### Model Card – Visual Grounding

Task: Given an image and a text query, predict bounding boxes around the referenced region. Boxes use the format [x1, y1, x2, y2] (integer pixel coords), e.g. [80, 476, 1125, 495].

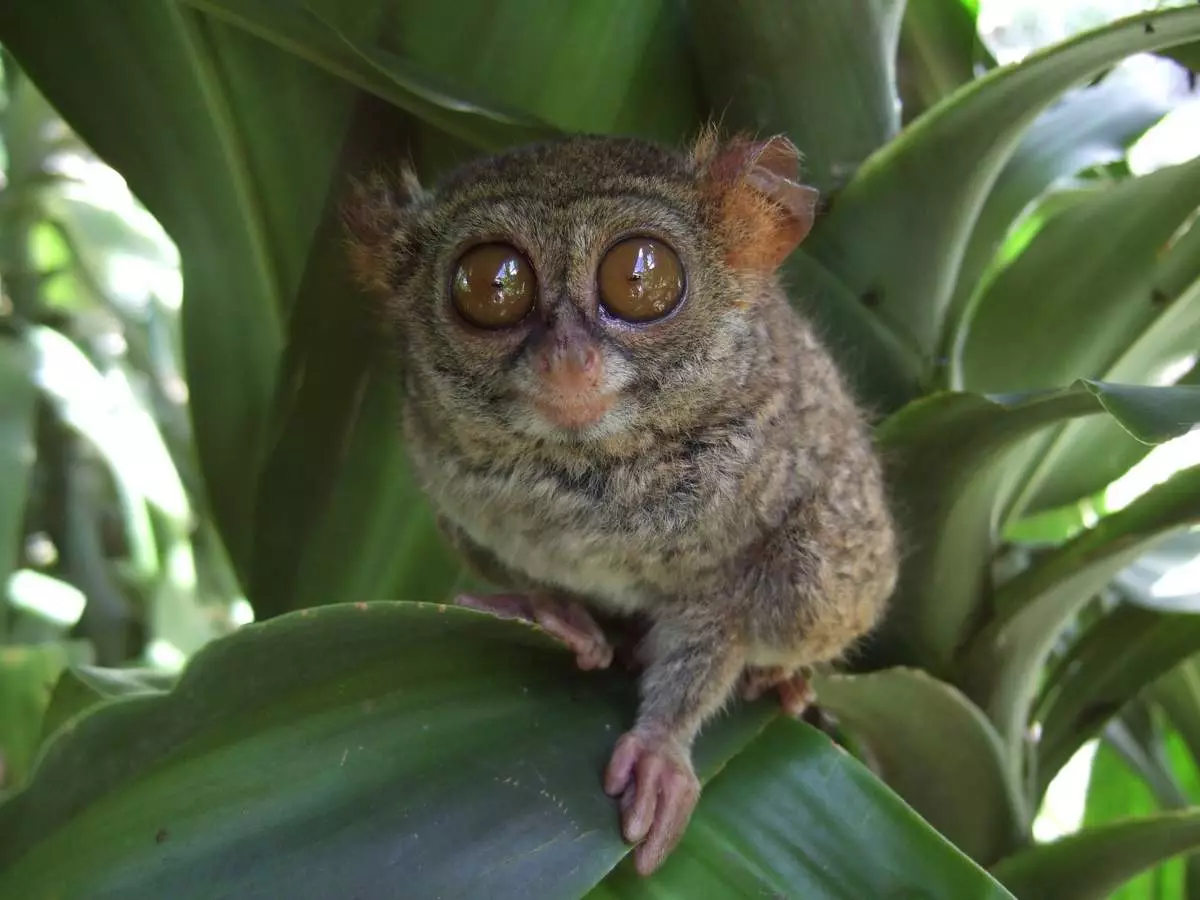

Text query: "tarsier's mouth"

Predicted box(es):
[532, 390, 617, 429]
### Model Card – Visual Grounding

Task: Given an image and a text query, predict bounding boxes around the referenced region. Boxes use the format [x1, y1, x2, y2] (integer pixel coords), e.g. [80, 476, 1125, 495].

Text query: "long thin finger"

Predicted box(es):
[453, 593, 535, 621]
[604, 734, 640, 796]
[625, 753, 664, 844]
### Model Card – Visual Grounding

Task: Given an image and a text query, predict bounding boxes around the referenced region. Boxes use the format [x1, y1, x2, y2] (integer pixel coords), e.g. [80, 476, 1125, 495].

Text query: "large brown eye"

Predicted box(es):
[598, 237, 684, 323]
[451, 243, 536, 329]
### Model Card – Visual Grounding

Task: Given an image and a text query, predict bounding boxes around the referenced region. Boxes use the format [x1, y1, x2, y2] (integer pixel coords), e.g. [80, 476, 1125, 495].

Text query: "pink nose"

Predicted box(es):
[538, 341, 599, 379]
[532, 331, 611, 428]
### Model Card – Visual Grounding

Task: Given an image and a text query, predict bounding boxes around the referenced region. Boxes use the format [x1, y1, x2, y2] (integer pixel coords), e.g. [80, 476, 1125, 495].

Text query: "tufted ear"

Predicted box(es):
[341, 164, 424, 296]
[692, 130, 819, 272]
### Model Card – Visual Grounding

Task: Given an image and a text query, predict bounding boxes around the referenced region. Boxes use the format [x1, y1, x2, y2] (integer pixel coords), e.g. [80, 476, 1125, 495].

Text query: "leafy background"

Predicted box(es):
[3, 0, 1200, 897]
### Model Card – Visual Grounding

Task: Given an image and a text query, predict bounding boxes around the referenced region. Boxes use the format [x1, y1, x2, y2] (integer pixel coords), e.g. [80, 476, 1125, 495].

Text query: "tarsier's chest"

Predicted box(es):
[461, 515, 651, 611]
[420, 447, 747, 612]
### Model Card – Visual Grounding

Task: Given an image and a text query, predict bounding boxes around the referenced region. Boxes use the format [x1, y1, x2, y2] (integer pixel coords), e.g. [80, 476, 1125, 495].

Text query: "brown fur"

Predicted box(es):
[343, 131, 898, 875]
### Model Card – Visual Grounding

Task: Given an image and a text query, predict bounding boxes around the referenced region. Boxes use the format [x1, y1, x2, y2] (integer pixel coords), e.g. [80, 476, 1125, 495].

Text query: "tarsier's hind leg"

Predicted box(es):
[454, 593, 614, 670]
[740, 665, 816, 718]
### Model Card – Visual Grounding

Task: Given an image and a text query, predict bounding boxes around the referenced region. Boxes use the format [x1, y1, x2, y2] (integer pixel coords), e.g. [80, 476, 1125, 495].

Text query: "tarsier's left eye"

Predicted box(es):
[598, 237, 684, 323]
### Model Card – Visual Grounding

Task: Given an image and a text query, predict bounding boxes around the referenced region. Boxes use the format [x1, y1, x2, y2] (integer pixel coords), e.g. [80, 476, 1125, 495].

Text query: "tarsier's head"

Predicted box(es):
[343, 130, 817, 448]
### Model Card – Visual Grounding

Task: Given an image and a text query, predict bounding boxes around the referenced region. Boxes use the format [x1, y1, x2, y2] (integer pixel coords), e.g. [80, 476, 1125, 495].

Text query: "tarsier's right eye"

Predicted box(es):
[451, 243, 536, 329]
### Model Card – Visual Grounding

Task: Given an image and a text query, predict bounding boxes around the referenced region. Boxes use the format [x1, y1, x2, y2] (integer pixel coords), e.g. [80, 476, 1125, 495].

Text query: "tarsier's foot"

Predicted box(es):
[604, 729, 700, 876]
[453, 592, 614, 670]
[740, 665, 816, 718]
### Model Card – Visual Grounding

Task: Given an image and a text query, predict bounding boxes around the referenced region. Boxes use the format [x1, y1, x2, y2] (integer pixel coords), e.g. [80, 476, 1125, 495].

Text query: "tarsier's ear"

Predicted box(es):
[341, 164, 424, 295]
[691, 128, 819, 272]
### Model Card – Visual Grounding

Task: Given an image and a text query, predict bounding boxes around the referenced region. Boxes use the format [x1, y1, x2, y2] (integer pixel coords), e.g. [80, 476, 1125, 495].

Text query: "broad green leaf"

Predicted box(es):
[0, 336, 36, 610]
[1035, 602, 1200, 792]
[785, 250, 925, 416]
[804, 5, 1200, 369]
[947, 70, 1177, 356]
[587, 720, 1015, 900]
[814, 667, 1027, 865]
[377, 0, 700, 143]
[959, 153, 1200, 393]
[191, 0, 700, 146]
[959, 465, 1200, 786]
[181, 0, 558, 150]
[38, 665, 179, 747]
[0, 603, 1013, 898]
[897, 0, 993, 123]
[874, 380, 1200, 669]
[245, 96, 401, 619]
[285, 376, 461, 610]
[991, 810, 1200, 900]
[686, 0, 904, 193]
[0, 643, 68, 794]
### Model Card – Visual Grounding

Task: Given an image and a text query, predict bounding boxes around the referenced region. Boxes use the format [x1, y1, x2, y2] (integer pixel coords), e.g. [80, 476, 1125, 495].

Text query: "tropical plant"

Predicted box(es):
[2, 1, 1200, 897]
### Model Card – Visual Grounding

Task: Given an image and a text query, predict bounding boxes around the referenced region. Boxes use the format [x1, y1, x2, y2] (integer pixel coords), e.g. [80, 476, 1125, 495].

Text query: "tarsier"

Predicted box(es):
[344, 129, 898, 876]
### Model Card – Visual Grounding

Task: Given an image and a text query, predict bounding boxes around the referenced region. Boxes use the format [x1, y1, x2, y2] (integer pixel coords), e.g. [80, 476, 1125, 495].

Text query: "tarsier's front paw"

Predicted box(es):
[740, 665, 816, 718]
[603, 729, 700, 876]
[453, 592, 613, 671]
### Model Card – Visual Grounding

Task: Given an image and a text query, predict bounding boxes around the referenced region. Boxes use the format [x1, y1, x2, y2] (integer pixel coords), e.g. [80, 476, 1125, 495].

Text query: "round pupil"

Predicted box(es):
[599, 238, 684, 322]
[451, 244, 535, 328]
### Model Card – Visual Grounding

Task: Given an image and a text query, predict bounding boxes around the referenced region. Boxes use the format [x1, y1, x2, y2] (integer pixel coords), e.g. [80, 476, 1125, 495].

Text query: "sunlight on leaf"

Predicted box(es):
[6, 570, 86, 628]
[1105, 429, 1200, 512]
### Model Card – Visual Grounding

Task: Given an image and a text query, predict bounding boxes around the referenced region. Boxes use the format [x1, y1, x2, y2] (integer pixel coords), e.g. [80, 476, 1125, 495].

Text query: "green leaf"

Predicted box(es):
[947, 70, 1177, 356]
[375, 0, 700, 143]
[1014, 232, 1200, 519]
[897, 0, 993, 123]
[686, 0, 904, 193]
[0, 336, 36, 609]
[1154, 657, 1200, 771]
[959, 154, 1200, 394]
[785, 250, 926, 415]
[874, 380, 1200, 669]
[1082, 738, 1188, 900]
[814, 668, 1028, 865]
[0, 643, 69, 793]
[0, 603, 1014, 898]
[1103, 706, 1191, 812]
[958, 465, 1200, 787]
[991, 810, 1200, 900]
[587, 721, 1015, 900]
[804, 5, 1200, 369]
[38, 665, 178, 747]
[181, 0, 559, 150]
[1035, 602, 1200, 793]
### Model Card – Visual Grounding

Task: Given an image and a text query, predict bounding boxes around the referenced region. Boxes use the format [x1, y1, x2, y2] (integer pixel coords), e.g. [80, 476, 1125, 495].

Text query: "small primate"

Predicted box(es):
[343, 130, 898, 876]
